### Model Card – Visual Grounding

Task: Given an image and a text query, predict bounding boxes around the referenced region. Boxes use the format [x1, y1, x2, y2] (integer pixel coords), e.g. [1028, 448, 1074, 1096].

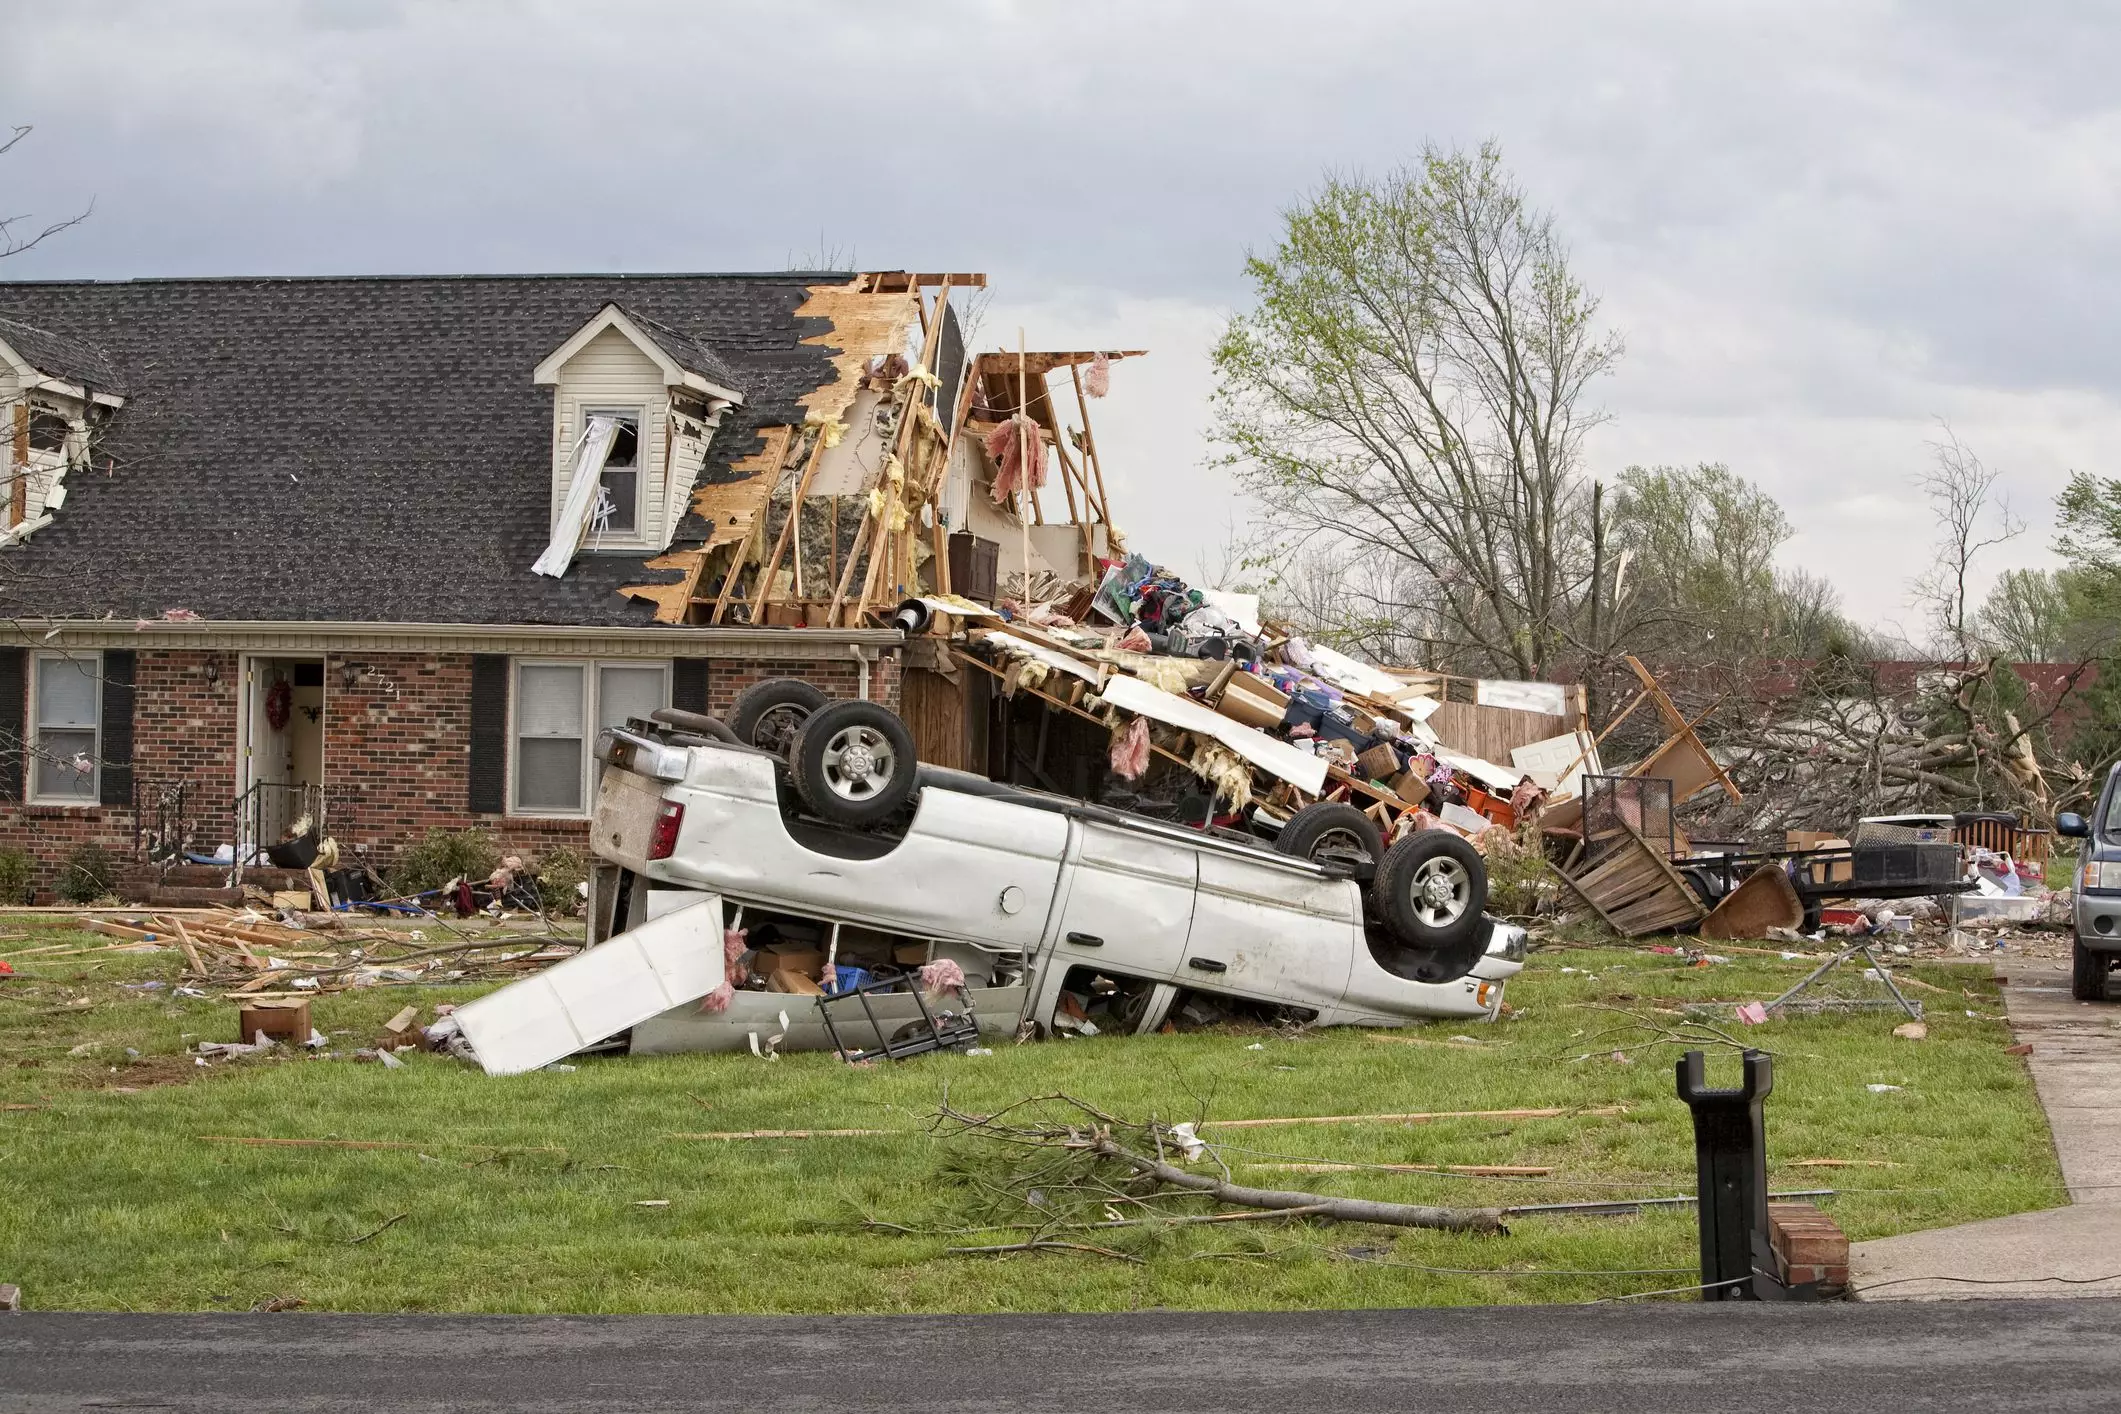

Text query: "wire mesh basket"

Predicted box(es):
[1583, 774, 1675, 864]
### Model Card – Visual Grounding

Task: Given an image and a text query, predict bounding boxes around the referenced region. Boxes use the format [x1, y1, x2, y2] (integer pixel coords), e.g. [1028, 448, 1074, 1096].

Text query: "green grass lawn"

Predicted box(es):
[0, 922, 2063, 1312]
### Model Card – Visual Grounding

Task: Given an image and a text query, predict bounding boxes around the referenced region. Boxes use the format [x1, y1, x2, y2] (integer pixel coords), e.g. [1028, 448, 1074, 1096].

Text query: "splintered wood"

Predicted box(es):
[1559, 821, 1707, 937]
[620, 424, 795, 623]
[793, 278, 919, 428]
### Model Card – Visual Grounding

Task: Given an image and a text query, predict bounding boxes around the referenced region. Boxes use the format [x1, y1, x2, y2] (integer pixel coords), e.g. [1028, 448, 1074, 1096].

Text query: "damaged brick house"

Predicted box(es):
[0, 270, 985, 885]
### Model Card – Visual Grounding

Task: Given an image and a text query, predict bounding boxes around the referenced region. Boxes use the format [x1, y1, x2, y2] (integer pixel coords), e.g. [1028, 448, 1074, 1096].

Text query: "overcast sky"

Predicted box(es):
[4, 0, 2112, 635]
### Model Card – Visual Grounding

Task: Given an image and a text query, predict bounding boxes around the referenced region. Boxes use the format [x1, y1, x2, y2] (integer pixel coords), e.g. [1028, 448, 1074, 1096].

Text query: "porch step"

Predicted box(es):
[147, 886, 246, 907]
[157, 864, 236, 888]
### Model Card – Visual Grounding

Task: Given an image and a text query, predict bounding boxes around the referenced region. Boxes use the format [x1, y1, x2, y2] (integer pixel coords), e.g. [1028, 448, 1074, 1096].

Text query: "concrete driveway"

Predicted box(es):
[1851, 952, 2121, 1299]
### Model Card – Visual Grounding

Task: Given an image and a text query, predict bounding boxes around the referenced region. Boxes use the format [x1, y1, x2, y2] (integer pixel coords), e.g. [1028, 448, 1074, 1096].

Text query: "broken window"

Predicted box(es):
[26, 403, 70, 455]
[582, 406, 641, 535]
[32, 652, 99, 804]
[512, 659, 669, 816]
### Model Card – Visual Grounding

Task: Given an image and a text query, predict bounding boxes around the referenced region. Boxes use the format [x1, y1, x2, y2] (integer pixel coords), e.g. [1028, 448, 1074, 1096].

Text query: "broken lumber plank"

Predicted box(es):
[666, 1127, 899, 1141]
[199, 1136, 423, 1151]
[1365, 1033, 1511, 1049]
[1201, 1106, 1624, 1131]
[1244, 1163, 1554, 1177]
[161, 916, 205, 975]
[228, 971, 290, 994]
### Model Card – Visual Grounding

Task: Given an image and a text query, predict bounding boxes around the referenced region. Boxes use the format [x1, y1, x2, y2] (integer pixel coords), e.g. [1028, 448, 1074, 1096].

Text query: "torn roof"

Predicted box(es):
[0, 272, 935, 625]
[617, 305, 749, 398]
[0, 314, 128, 397]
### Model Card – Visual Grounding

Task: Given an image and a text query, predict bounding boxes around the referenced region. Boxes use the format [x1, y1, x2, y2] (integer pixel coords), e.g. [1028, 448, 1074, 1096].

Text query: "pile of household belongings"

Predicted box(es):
[931, 552, 1642, 856]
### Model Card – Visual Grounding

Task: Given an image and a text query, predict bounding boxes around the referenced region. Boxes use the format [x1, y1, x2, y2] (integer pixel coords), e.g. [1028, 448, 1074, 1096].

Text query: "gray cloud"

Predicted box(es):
[4, 0, 2115, 627]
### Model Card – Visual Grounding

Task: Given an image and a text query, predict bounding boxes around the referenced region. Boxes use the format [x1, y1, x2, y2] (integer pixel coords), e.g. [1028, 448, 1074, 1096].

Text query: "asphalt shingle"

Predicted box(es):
[0, 273, 849, 625]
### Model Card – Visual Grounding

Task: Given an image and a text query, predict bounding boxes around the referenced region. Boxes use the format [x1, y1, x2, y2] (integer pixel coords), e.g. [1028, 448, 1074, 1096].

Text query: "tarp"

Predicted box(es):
[456, 896, 725, 1075]
[1098, 673, 1329, 795]
[532, 415, 620, 579]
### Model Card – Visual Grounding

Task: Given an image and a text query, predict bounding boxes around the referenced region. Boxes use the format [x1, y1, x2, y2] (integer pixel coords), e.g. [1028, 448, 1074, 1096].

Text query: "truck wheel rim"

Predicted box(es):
[754, 703, 809, 754]
[1409, 856, 1470, 927]
[822, 725, 893, 801]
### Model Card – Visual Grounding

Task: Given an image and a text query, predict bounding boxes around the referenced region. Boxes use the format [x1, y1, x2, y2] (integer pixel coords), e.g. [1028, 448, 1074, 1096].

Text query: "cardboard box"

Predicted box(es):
[892, 943, 929, 965]
[1355, 742, 1401, 781]
[270, 890, 312, 912]
[238, 998, 311, 1046]
[1216, 672, 1291, 732]
[1387, 771, 1431, 807]
[766, 969, 825, 996]
[754, 946, 824, 978]
[1787, 832, 1853, 885]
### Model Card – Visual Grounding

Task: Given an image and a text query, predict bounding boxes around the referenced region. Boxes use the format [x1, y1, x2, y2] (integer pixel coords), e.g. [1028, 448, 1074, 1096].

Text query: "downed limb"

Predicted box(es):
[947, 1239, 1144, 1263]
[931, 1091, 1507, 1236]
[1084, 1135, 1505, 1233]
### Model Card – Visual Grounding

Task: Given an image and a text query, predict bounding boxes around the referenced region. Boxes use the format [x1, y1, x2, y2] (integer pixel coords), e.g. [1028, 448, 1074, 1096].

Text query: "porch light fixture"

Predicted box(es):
[201, 660, 219, 685]
[338, 662, 363, 690]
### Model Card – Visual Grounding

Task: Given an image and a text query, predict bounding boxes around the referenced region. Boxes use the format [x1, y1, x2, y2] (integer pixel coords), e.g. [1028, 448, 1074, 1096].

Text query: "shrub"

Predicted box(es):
[0, 848, 32, 905]
[58, 842, 118, 904]
[534, 846, 589, 915]
[387, 828, 499, 897]
[1481, 824, 1558, 921]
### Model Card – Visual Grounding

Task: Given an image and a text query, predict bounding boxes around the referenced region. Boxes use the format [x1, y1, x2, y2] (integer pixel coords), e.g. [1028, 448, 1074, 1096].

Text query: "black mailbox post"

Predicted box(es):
[1674, 1047, 1773, 1300]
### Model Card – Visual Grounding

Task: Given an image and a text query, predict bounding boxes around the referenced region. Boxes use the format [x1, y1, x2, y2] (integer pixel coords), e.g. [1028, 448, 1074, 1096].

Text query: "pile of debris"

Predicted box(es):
[57, 907, 582, 996]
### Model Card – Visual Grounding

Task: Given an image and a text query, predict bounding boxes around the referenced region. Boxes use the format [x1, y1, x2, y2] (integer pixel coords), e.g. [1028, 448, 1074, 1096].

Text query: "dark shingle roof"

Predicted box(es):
[0, 274, 851, 625]
[0, 314, 128, 396]
[619, 306, 747, 395]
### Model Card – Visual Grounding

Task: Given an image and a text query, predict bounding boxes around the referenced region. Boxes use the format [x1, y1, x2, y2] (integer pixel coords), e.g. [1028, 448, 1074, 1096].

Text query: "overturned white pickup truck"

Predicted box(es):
[457, 690, 1526, 1074]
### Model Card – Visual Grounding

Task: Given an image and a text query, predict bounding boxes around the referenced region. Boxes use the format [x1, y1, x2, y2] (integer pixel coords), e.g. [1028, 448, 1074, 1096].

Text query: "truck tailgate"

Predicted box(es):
[593, 766, 668, 872]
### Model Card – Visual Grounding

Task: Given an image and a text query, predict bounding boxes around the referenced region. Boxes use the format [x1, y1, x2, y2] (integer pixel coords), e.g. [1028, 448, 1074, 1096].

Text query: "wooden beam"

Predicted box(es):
[1069, 364, 1113, 526]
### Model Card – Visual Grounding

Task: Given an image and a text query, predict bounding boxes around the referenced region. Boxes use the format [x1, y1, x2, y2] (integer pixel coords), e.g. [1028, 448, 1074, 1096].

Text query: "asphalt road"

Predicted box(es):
[3, 1301, 2120, 1412]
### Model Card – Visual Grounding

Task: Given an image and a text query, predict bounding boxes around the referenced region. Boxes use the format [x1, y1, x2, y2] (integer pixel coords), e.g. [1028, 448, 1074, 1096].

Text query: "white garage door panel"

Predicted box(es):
[457, 896, 725, 1075]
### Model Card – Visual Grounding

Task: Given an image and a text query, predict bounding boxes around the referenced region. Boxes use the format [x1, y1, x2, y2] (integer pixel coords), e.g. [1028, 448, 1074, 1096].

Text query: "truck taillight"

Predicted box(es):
[648, 800, 684, 860]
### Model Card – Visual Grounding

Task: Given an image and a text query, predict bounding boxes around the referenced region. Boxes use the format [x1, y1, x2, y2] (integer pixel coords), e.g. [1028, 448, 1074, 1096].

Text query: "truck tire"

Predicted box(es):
[1275, 802, 1384, 880]
[1372, 830, 1488, 957]
[2073, 935, 2112, 1003]
[790, 700, 918, 828]
[731, 678, 830, 757]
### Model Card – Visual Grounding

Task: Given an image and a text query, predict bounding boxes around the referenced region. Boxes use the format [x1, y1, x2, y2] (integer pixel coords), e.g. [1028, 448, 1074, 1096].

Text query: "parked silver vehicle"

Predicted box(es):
[2058, 760, 2121, 1001]
[459, 694, 1526, 1074]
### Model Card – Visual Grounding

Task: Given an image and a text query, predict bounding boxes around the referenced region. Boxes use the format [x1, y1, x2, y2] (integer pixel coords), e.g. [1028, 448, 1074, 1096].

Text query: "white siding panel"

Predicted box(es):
[552, 327, 669, 548]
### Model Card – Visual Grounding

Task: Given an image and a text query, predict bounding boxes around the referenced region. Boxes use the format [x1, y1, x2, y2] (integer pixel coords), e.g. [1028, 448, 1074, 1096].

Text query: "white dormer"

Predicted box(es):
[0, 318, 126, 547]
[532, 304, 742, 559]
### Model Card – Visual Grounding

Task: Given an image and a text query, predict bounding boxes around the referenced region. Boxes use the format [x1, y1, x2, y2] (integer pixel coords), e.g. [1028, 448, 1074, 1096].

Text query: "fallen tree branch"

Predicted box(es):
[1087, 1135, 1504, 1233]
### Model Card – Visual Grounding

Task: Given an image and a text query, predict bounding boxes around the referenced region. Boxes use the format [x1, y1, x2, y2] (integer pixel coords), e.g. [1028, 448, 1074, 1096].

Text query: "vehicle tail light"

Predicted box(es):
[648, 800, 684, 860]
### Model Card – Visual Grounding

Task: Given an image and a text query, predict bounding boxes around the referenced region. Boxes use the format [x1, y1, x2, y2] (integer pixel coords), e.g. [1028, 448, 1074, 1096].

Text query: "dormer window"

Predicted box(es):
[26, 402, 70, 455]
[583, 405, 641, 536]
[0, 316, 127, 546]
[531, 304, 743, 577]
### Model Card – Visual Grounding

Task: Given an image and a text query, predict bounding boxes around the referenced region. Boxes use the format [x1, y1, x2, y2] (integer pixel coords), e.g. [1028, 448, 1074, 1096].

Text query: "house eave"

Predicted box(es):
[5, 619, 903, 657]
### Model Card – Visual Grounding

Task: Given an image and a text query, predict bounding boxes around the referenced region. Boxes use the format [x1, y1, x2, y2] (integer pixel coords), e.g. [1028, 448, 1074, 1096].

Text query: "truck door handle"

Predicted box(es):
[1188, 957, 1228, 973]
[1066, 931, 1104, 948]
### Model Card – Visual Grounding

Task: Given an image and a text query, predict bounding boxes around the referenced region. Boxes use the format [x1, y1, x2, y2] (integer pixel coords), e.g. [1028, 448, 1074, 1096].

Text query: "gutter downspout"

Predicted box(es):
[850, 643, 873, 701]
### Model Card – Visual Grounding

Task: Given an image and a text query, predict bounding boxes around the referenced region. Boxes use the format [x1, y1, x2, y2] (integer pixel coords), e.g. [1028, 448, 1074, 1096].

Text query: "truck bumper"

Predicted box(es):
[2078, 891, 2121, 951]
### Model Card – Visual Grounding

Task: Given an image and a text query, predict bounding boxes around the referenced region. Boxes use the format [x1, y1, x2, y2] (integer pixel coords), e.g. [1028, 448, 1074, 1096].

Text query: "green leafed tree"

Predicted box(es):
[1211, 143, 1620, 678]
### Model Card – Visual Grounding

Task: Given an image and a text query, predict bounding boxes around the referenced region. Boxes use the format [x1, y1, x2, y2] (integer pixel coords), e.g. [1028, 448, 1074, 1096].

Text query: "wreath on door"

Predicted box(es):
[265, 679, 292, 732]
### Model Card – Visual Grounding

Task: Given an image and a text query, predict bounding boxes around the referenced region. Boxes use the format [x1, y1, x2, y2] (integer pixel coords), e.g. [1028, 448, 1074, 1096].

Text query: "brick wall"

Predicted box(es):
[0, 642, 901, 887]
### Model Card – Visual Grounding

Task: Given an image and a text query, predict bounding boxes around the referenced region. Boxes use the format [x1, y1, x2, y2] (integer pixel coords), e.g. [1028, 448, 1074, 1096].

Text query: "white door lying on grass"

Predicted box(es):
[456, 895, 725, 1075]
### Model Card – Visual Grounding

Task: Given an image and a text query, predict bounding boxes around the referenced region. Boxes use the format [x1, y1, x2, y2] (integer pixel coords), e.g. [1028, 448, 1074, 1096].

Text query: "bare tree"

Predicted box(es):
[1, 126, 93, 261]
[1211, 143, 1621, 679]
[1911, 423, 2022, 658]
